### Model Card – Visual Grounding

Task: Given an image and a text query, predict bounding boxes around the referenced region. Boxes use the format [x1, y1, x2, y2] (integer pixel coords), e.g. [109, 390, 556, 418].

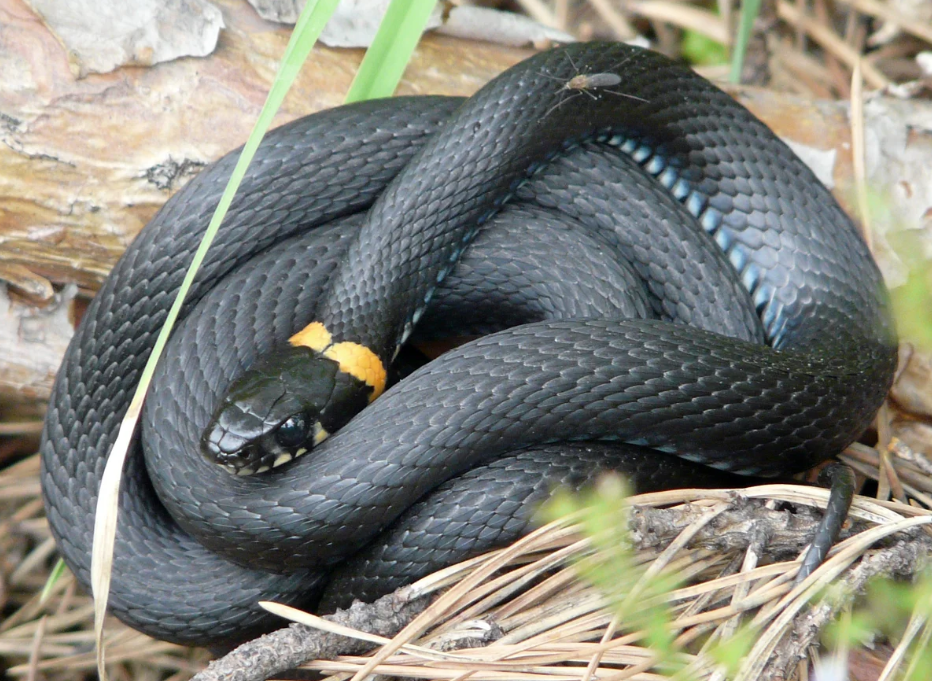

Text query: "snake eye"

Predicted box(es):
[275, 413, 310, 449]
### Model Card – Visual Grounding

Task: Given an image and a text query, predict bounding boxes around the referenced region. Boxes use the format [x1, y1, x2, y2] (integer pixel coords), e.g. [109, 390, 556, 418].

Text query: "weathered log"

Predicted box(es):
[0, 0, 531, 400]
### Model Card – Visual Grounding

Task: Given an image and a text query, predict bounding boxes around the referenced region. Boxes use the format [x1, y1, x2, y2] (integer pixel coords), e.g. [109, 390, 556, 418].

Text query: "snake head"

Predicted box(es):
[200, 345, 370, 475]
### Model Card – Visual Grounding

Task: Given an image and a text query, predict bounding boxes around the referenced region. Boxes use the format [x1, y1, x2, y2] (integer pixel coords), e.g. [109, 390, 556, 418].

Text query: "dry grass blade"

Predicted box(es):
[25, 615, 45, 681]
[0, 455, 42, 501]
[0, 421, 43, 436]
[514, 0, 560, 28]
[850, 58, 872, 250]
[835, 0, 932, 46]
[877, 608, 928, 681]
[627, 1, 729, 45]
[85, 2, 346, 678]
[586, 0, 636, 39]
[776, 0, 892, 88]
[90, 400, 143, 681]
[898, 612, 932, 680]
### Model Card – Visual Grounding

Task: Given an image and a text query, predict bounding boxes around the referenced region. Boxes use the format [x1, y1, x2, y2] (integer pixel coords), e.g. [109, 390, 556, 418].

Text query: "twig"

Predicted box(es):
[764, 538, 932, 677]
[629, 494, 850, 559]
[190, 592, 430, 681]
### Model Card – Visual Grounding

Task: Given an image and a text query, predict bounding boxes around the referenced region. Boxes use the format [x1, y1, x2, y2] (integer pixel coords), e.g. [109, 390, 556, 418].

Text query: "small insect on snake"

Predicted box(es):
[566, 72, 623, 90]
[542, 69, 647, 119]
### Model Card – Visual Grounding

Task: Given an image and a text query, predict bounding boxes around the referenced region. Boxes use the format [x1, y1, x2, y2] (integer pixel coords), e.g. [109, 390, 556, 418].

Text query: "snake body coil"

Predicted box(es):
[41, 43, 896, 647]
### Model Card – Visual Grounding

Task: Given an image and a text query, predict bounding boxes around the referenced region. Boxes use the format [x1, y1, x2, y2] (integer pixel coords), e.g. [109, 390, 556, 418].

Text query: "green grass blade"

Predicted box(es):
[90, 1, 341, 678]
[40, 558, 67, 605]
[729, 0, 761, 83]
[344, 0, 438, 103]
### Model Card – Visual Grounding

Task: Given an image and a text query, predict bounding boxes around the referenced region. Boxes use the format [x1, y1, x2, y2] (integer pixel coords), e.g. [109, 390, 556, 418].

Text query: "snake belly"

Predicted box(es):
[40, 42, 896, 648]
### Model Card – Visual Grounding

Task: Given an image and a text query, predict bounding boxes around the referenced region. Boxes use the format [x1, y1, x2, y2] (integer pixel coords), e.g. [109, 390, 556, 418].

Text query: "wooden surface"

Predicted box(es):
[0, 0, 532, 294]
[1, 0, 930, 404]
[0, 0, 531, 401]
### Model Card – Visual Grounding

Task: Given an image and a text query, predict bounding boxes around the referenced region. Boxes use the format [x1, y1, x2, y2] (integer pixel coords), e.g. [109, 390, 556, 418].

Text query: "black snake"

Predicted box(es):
[40, 42, 896, 648]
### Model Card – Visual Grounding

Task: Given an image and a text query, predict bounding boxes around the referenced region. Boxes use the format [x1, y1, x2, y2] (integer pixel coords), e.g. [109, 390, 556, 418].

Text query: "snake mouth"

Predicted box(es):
[204, 418, 330, 476]
[214, 422, 328, 476]
[217, 446, 307, 477]
[211, 445, 303, 476]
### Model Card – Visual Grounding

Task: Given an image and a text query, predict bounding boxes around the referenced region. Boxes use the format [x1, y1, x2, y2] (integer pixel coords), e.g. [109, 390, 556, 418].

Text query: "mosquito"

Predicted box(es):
[539, 50, 648, 120]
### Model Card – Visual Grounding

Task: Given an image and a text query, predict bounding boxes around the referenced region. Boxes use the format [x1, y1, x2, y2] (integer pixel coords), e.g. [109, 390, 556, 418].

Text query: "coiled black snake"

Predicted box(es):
[40, 42, 897, 648]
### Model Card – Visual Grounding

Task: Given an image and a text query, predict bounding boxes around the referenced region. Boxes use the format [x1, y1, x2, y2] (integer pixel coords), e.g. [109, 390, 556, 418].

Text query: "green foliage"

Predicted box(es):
[822, 607, 875, 651]
[131, 0, 346, 412]
[119, 0, 346, 434]
[682, 31, 727, 66]
[729, 0, 761, 83]
[705, 624, 757, 677]
[189, 0, 341, 277]
[147, 0, 437, 429]
[835, 184, 932, 352]
[823, 568, 932, 678]
[890, 265, 932, 353]
[40, 558, 67, 604]
[869, 192, 932, 352]
[903, 621, 932, 681]
[865, 572, 932, 634]
[544, 471, 932, 679]
[344, 0, 438, 103]
[543, 476, 763, 680]
[542, 474, 685, 673]
[183, 0, 436, 337]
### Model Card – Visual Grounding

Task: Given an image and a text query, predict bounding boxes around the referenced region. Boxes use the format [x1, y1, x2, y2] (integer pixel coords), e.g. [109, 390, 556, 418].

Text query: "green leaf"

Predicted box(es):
[708, 623, 757, 676]
[344, 0, 438, 103]
[682, 30, 727, 66]
[729, 0, 761, 83]
[891, 269, 932, 352]
[823, 610, 875, 649]
[40, 558, 68, 605]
